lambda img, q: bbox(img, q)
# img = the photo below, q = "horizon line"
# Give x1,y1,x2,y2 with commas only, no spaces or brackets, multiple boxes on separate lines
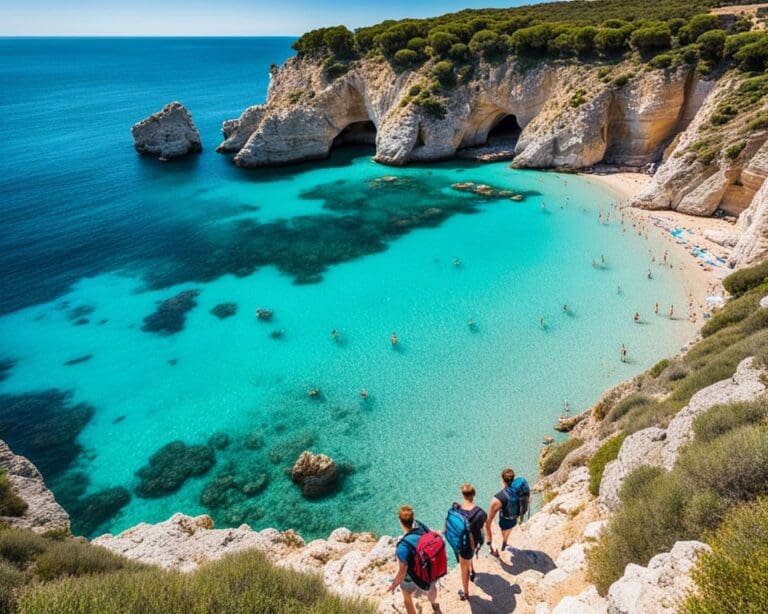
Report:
0,34,300,39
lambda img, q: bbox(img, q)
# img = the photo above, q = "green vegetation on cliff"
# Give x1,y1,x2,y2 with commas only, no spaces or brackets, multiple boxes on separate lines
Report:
292,0,768,84
0,527,373,614
584,261,768,596
0,471,27,518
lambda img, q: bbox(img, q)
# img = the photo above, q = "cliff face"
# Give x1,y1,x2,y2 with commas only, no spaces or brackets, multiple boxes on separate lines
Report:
217,57,703,171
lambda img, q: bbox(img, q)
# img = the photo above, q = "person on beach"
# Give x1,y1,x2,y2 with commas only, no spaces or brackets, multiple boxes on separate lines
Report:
391,332,398,346
485,468,531,557
444,484,488,601
387,506,444,614
621,344,628,362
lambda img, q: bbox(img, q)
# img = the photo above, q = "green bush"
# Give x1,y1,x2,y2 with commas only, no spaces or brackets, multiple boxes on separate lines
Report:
569,89,587,107
606,393,653,423
649,358,670,378
588,434,626,496
630,25,671,54
0,528,47,568
696,29,726,62
725,141,747,160
469,29,508,58
428,31,457,56
0,559,24,613
749,112,768,132
685,498,768,613
393,48,420,67
611,73,632,87
693,398,768,444
448,43,469,61
0,470,27,517
17,549,375,614
724,31,766,59
35,539,138,582
736,37,768,73
541,438,583,476
678,14,720,45
432,60,454,85
723,261,768,297
649,53,673,69
595,26,633,56
701,287,764,336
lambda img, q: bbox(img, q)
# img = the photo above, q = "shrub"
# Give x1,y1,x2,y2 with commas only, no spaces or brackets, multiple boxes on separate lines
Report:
595,25,633,56
678,14,720,45
448,43,469,61
588,434,626,496
0,470,27,517
630,25,672,54
724,31,766,59
406,37,427,54
685,498,768,613
541,438,583,476
696,29,726,62
569,89,587,107
18,549,375,614
393,48,420,67
725,141,747,160
649,358,670,378
611,73,632,87
693,398,768,444
749,112,768,132
736,37,768,73
469,29,508,58
701,288,763,336
428,31,457,56
723,261,768,297
407,84,421,97
415,96,446,119
432,60,455,85
35,539,138,582
649,53,673,69
0,560,23,613
606,393,653,423
0,528,47,568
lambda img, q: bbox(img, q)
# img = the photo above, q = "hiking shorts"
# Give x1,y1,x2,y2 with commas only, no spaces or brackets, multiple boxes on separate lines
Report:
498,515,518,531
401,575,432,594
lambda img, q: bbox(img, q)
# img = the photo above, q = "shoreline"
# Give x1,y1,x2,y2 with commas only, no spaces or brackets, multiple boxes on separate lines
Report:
583,171,731,333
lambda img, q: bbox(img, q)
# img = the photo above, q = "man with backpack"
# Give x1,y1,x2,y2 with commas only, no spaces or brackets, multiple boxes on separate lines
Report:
444,483,488,601
387,505,446,614
485,468,530,557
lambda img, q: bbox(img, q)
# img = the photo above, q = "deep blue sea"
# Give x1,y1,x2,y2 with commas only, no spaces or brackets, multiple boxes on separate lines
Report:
0,38,697,539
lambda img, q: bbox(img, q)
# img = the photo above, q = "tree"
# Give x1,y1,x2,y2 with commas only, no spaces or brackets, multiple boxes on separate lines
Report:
469,29,509,58
323,26,356,59
678,14,720,45
595,25,633,56
630,25,672,54
393,48,420,67
697,29,726,62
432,60,455,85
428,31,458,56
511,24,554,55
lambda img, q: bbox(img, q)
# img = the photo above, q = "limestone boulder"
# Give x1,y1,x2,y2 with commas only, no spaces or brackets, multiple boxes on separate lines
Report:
0,440,70,533
607,541,711,614
131,102,202,160
291,451,339,498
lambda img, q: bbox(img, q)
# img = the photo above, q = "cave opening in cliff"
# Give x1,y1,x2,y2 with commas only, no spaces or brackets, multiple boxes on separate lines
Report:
331,120,377,149
487,114,521,143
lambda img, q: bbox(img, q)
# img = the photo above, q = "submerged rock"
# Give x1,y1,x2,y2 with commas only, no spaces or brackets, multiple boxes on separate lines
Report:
141,289,200,336
0,359,14,382
69,486,131,537
131,102,202,160
291,451,338,498
63,354,92,366
211,303,237,319
135,441,215,498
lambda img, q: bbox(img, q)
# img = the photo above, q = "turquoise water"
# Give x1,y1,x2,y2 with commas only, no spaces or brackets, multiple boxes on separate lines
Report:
0,38,695,539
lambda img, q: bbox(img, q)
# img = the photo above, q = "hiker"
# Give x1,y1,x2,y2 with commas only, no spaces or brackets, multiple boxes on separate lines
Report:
387,505,446,614
485,468,531,557
444,484,488,602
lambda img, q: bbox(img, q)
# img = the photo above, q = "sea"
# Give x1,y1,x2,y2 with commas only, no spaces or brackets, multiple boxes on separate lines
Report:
0,37,695,539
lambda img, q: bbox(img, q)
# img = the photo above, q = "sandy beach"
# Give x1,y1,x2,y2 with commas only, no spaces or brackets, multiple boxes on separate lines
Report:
583,172,735,329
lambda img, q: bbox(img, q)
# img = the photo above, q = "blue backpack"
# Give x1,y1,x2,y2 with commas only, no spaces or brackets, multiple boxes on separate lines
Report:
501,477,530,521
444,505,472,555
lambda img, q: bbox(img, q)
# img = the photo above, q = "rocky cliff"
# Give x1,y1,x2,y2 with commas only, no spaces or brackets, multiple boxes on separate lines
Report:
218,57,703,171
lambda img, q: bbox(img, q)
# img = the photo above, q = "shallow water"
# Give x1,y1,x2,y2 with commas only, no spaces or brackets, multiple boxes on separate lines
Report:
0,38,695,539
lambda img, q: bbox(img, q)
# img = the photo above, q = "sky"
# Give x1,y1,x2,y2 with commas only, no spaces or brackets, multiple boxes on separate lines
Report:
0,0,540,36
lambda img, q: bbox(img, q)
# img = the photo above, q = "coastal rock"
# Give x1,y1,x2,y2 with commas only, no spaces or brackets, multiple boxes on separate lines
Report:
551,587,607,614
0,440,70,533
220,57,705,170
93,513,397,598
131,102,202,160
731,155,768,266
599,427,666,511
291,451,338,498
606,541,711,614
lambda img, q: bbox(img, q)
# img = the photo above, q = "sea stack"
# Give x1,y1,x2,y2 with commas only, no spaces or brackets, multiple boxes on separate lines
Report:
131,102,202,160
291,451,338,498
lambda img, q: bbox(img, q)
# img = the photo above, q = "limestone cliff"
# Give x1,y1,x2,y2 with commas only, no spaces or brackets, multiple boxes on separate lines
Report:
218,57,704,171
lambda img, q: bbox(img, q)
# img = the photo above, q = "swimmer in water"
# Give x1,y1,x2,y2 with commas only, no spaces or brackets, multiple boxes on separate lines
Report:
600,255,605,264
621,344,627,362
634,312,640,324
391,332,398,346
647,269,653,280
361,388,369,400
453,257,461,267
468,318,475,329
563,304,569,313
309,387,319,398
540,316,546,327
332,329,339,342
669,305,674,319
617,285,622,294
654,303,659,315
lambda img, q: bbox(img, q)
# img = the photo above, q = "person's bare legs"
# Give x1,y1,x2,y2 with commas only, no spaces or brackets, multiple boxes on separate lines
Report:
427,583,440,611
401,588,416,614
501,528,512,551
459,558,471,596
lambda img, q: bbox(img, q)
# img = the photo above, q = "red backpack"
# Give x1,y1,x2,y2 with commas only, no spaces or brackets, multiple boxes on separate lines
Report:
401,525,448,590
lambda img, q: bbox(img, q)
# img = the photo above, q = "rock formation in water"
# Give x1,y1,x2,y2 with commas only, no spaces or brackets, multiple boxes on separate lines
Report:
132,102,202,160
0,440,70,533
291,451,338,498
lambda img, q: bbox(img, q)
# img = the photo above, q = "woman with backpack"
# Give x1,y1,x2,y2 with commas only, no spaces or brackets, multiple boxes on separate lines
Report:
444,483,488,601
387,505,445,614
485,468,530,557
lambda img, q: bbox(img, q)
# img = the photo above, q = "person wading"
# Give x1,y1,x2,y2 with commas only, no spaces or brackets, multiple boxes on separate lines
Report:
444,483,488,601
485,468,531,557
387,505,446,614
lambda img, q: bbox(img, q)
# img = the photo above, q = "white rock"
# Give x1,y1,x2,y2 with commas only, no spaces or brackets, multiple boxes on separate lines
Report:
556,543,587,573
131,102,202,160
551,586,608,614
607,541,711,614
583,521,607,541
